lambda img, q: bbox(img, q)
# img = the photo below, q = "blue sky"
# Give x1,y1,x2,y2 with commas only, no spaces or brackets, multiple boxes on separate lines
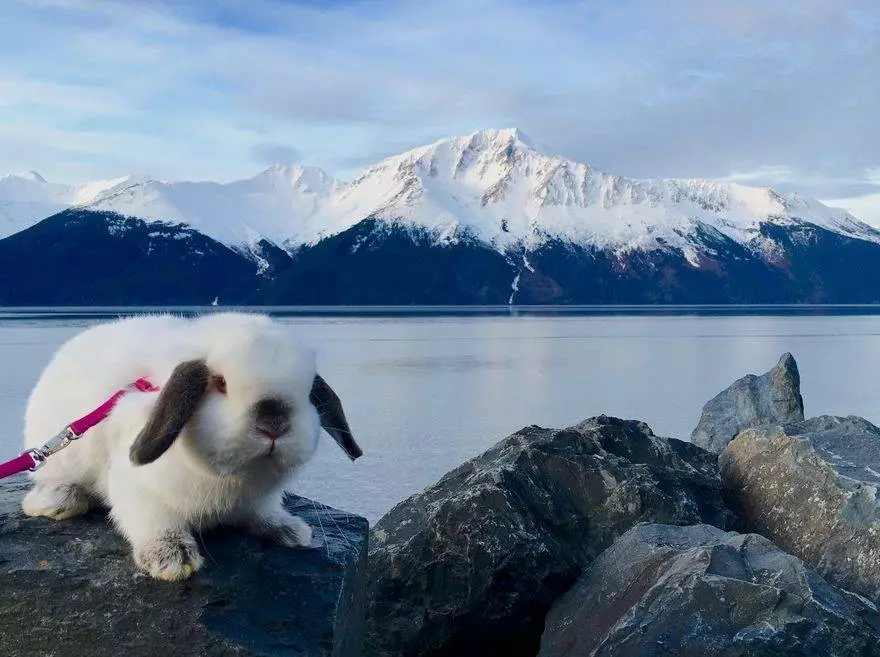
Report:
2,0,879,221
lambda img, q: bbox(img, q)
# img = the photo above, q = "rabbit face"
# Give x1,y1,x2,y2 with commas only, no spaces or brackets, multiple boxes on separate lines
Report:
127,314,361,474
186,331,321,476
130,316,361,477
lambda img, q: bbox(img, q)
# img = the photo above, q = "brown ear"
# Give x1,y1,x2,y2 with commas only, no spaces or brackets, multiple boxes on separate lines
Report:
130,360,211,466
310,374,362,461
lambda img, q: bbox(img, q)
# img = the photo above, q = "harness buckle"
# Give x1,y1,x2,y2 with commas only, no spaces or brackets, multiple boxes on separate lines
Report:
24,449,47,472
36,427,77,460
23,427,77,472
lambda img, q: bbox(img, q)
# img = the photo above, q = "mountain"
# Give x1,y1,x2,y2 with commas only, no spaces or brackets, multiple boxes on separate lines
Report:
0,210,264,305
299,128,879,255
85,164,341,248
2,129,879,305
0,171,148,239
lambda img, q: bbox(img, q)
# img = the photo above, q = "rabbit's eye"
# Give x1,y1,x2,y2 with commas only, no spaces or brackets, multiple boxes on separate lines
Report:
214,375,227,394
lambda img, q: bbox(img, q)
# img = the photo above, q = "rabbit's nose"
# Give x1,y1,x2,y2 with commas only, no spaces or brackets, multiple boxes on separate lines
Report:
253,397,292,440
256,422,289,440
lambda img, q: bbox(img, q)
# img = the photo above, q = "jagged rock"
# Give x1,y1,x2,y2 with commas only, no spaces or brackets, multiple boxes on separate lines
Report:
691,352,805,453
539,523,880,657
0,475,368,657
365,415,736,657
720,415,880,602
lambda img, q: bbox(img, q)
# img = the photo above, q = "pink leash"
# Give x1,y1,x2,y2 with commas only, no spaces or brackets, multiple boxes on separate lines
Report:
0,378,159,479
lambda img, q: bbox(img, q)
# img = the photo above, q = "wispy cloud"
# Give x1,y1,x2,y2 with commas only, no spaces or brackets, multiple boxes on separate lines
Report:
1,0,879,223
251,142,302,165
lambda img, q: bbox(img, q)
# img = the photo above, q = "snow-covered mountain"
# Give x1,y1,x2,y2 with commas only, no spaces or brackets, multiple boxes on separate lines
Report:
85,164,341,247
6,128,877,258
5,129,877,255
0,171,147,238
297,128,880,258
2,128,879,306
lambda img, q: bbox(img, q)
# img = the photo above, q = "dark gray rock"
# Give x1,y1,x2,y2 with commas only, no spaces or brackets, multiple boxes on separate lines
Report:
366,415,736,657
539,523,880,657
720,415,880,602
692,352,804,453
0,475,368,657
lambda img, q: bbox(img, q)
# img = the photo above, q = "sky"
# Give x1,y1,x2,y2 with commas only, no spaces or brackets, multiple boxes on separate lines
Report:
2,0,879,225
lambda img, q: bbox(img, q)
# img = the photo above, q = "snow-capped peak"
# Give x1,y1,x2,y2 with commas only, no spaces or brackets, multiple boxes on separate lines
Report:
293,128,880,256
0,171,153,238
251,164,342,196
3,128,879,258
14,170,47,183
82,164,343,247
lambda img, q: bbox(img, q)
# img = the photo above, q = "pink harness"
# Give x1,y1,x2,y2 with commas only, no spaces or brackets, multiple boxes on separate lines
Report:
0,378,159,479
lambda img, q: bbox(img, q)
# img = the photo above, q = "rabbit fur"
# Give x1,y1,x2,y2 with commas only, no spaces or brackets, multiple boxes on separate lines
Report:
21,312,360,581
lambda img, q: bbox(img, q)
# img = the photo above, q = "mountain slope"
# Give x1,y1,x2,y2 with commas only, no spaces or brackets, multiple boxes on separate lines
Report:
266,219,514,305
0,210,264,305
263,219,880,305
0,209,877,306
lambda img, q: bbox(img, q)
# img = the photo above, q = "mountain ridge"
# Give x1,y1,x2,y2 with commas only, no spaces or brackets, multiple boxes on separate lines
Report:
2,128,878,306
4,128,878,256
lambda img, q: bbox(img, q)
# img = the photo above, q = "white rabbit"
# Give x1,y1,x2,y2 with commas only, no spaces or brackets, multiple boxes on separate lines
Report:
21,312,361,581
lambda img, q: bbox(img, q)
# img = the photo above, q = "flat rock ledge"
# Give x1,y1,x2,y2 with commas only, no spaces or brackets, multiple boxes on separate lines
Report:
720,415,880,602
539,523,880,657
366,415,735,657
691,352,804,454
0,475,368,657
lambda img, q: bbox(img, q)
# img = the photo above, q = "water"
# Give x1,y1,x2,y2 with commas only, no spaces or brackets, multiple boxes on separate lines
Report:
1,308,878,523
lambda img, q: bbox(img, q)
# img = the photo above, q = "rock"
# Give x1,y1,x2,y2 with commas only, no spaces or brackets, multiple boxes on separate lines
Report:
720,415,880,602
691,352,804,453
365,415,736,657
0,475,368,657
539,523,880,657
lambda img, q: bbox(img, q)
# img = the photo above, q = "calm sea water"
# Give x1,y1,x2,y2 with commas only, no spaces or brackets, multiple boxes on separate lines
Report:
1,307,878,522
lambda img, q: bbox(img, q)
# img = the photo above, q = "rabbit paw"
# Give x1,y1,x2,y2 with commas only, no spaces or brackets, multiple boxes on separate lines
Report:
23,483,91,520
272,515,313,548
250,510,313,548
135,532,204,581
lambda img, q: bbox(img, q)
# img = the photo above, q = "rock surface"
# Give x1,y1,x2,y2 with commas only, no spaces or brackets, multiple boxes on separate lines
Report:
0,475,368,657
720,415,880,602
365,415,736,657
692,352,804,453
539,523,880,657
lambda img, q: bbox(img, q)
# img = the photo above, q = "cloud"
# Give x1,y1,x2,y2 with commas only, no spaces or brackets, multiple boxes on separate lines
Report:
1,0,878,226
251,143,302,166
823,192,880,227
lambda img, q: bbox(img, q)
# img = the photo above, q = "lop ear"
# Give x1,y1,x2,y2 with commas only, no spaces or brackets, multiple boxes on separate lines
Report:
130,360,211,466
310,374,362,461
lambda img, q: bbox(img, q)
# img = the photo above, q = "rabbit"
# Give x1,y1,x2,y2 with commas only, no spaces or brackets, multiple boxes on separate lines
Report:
21,312,362,581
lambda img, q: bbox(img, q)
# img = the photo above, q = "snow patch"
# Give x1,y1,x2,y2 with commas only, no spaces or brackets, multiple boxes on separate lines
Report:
508,273,521,305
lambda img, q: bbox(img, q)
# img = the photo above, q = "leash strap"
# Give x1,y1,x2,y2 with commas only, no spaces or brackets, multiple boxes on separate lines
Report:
0,452,41,478
0,378,159,479
68,378,158,437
